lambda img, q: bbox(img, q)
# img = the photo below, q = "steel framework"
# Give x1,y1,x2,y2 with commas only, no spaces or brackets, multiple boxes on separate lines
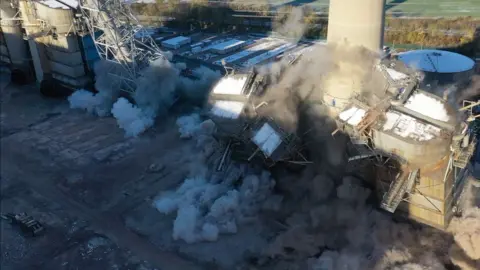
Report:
4,0,165,92
77,0,165,93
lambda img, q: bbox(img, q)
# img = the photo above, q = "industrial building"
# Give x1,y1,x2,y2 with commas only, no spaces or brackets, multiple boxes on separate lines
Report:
208,50,477,230
324,0,477,230
335,60,476,229
0,0,96,90
205,0,478,231
161,36,191,49
209,39,246,55
0,2,30,79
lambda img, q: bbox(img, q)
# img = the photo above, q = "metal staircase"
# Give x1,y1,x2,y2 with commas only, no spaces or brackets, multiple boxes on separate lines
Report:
453,136,477,169
381,169,418,213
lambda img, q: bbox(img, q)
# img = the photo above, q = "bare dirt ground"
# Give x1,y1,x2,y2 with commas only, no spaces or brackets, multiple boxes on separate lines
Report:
0,76,271,270
0,76,211,270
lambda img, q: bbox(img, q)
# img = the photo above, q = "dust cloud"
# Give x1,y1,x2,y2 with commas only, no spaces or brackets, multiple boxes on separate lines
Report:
456,75,480,103
247,8,480,270
66,7,480,269
68,58,220,137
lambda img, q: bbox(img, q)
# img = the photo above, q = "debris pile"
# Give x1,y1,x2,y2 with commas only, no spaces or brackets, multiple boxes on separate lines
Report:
153,113,278,243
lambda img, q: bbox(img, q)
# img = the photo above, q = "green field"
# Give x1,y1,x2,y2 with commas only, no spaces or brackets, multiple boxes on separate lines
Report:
261,0,480,18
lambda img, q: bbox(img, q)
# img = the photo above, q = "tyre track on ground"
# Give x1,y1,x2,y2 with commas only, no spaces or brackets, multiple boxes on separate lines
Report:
1,142,203,270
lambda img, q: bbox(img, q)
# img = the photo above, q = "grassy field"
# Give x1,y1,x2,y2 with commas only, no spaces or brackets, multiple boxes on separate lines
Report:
260,0,480,18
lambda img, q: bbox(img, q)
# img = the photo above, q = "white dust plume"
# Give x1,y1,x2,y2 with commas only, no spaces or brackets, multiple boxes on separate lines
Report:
68,89,114,117
110,97,154,137
153,113,277,243
68,58,220,137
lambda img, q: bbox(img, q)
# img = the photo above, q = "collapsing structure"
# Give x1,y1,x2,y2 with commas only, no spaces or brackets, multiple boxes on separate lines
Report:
335,59,478,230
207,53,478,230
207,65,309,171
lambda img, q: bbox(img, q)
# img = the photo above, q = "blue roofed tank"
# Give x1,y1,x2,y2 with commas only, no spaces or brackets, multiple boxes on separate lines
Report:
395,49,475,95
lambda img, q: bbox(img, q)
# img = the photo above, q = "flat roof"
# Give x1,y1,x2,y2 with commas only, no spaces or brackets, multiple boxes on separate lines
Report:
404,91,450,122
382,110,442,142
242,43,296,68
162,36,190,46
210,101,245,119
211,76,247,95
398,49,475,73
214,39,281,65
210,39,246,51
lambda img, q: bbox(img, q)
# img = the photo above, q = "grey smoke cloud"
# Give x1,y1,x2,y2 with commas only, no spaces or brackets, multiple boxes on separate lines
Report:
69,56,221,137
247,8,480,270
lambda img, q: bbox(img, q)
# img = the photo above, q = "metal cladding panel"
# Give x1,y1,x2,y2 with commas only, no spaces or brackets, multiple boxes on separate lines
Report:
327,0,386,53
372,129,449,165
28,39,46,82
52,72,90,87
42,35,80,53
407,193,445,213
422,70,475,87
46,48,83,66
50,60,85,78
34,3,74,34
397,202,446,229
81,33,101,70
0,3,30,68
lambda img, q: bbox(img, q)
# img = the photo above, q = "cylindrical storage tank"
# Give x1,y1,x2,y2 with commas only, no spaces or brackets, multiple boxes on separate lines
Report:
397,50,475,89
327,0,386,53
0,3,30,71
19,0,89,89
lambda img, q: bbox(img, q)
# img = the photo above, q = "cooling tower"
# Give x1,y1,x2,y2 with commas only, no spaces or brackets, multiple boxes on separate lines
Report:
327,0,386,53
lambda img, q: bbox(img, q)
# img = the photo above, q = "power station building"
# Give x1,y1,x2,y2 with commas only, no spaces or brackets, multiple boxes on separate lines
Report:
323,0,477,229
337,66,476,229
0,0,97,89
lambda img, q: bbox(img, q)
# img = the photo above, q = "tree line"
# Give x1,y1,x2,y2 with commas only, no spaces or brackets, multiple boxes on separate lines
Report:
130,0,479,51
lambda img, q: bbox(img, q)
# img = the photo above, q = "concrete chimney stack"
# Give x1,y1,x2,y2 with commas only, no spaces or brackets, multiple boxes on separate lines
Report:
327,0,386,53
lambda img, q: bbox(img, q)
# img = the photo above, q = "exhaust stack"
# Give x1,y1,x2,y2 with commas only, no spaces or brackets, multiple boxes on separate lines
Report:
327,0,386,53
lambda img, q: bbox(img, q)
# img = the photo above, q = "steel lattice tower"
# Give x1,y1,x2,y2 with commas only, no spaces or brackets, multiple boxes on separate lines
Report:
78,0,165,93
